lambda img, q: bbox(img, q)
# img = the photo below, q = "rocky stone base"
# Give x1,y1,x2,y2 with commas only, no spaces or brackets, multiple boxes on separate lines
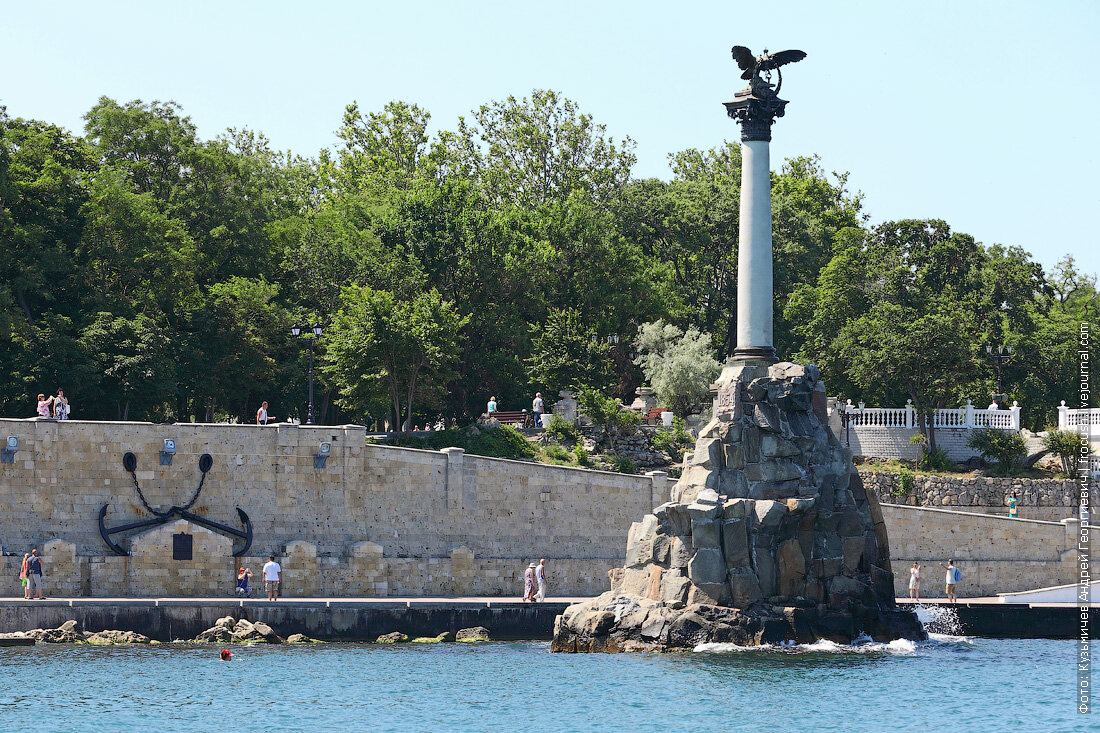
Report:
551,592,926,652
195,616,283,643
0,620,153,644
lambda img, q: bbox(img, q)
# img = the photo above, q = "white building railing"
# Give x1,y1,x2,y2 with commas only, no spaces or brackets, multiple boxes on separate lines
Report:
831,398,1021,431
1057,402,1100,431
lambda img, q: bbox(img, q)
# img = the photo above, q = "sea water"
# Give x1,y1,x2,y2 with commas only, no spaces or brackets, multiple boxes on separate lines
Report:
0,633,1088,732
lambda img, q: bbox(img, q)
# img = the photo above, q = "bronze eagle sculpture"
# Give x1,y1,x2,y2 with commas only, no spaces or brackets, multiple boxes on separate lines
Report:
731,46,807,81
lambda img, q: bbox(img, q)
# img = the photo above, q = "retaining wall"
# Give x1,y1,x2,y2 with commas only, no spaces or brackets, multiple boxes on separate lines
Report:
880,503,1087,597
0,419,667,597
862,471,1077,522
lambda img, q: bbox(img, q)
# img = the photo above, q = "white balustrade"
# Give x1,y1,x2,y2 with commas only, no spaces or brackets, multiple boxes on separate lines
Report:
1058,402,1100,430
837,397,1021,431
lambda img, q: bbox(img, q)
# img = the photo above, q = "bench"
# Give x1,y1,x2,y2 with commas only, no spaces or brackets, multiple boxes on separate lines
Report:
643,407,668,426
487,410,529,426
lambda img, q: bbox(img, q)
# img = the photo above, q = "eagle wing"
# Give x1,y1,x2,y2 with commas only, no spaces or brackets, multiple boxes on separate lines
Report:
731,45,755,71
760,49,807,70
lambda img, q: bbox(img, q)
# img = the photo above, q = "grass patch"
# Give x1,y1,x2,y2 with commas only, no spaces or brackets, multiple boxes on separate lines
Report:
386,425,537,461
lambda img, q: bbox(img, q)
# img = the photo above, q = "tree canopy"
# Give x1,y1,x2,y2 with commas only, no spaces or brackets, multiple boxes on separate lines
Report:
0,94,1091,427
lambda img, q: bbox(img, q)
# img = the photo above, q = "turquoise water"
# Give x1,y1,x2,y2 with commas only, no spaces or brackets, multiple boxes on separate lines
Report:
0,635,1089,732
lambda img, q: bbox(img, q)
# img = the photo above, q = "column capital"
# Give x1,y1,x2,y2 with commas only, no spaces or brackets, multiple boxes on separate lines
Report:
723,87,788,142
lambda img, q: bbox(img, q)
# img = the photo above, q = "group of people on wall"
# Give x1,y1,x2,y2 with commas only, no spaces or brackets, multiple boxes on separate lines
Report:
35,389,69,419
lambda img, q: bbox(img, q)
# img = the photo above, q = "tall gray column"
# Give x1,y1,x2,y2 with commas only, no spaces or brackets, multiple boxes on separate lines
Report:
736,139,774,360
724,68,792,364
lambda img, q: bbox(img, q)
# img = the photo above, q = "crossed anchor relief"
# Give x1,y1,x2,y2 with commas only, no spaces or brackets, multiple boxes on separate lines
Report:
97,451,254,557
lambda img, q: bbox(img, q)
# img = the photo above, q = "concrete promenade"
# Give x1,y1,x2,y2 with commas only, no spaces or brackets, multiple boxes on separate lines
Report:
1,596,1095,641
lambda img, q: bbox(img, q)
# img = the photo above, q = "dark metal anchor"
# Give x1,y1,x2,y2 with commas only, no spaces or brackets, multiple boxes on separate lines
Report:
98,452,254,557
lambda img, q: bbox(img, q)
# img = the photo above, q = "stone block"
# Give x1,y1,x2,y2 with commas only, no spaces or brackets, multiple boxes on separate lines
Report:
690,438,724,470
745,459,803,483
753,403,784,433
719,470,749,497
660,570,691,607
841,538,864,574
753,500,787,530
761,435,801,458
688,582,730,606
721,519,749,567
721,498,748,520
691,518,720,549
723,444,745,470
727,567,763,607
749,480,801,500
669,536,693,569
687,548,726,586
776,538,806,597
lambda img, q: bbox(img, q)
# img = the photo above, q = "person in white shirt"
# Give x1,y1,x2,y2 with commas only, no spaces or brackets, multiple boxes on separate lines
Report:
263,555,282,600
532,393,544,426
256,401,274,425
535,558,548,602
939,559,959,603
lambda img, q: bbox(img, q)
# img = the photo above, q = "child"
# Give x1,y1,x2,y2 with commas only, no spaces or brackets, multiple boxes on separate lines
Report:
236,567,252,597
20,553,30,599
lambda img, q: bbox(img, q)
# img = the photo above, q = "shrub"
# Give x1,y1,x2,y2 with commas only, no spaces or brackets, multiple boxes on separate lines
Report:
467,424,538,460
651,416,693,459
544,413,579,444
897,468,915,497
572,443,592,467
544,444,572,463
967,428,1027,475
388,425,536,461
610,454,638,474
577,386,640,446
918,448,956,472
1042,429,1086,475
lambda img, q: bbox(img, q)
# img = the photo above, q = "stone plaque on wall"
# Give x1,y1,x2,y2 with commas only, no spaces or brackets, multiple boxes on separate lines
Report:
716,379,742,422
172,532,193,561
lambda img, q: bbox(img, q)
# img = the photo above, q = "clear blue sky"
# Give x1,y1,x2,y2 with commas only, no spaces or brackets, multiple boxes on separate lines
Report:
3,0,1097,276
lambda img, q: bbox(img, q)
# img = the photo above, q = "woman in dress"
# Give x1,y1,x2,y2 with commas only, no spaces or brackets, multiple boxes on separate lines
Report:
908,562,922,601
523,563,536,602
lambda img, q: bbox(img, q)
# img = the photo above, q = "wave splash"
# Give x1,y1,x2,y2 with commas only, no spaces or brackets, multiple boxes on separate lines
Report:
694,636,918,655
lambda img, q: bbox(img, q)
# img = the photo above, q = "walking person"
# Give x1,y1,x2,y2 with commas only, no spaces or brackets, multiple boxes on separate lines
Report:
908,562,922,601
1007,490,1019,518
535,558,548,602
25,548,45,599
256,401,274,425
263,555,281,601
532,392,544,427
20,553,30,599
523,562,536,602
940,559,960,603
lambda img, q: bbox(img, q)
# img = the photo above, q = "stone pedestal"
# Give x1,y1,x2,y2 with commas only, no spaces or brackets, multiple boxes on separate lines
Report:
552,362,925,652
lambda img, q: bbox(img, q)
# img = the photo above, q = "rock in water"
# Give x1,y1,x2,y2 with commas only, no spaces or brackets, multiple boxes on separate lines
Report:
455,627,490,642
552,362,926,652
376,631,410,643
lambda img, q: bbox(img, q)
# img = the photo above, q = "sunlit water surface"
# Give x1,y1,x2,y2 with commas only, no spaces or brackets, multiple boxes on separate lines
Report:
0,632,1087,732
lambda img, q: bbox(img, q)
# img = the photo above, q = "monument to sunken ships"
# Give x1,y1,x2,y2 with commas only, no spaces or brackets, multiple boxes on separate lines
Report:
552,47,926,651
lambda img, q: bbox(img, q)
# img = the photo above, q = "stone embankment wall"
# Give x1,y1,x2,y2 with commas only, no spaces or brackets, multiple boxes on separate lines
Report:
0,419,669,597
880,504,1088,597
860,471,1077,522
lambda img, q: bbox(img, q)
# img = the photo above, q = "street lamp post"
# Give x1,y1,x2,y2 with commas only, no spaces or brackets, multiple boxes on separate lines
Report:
839,399,864,448
985,343,1013,406
291,324,323,424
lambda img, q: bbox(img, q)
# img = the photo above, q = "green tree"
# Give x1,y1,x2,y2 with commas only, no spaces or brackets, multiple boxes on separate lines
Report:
526,307,613,397
79,312,175,420
634,320,721,417
323,286,467,431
